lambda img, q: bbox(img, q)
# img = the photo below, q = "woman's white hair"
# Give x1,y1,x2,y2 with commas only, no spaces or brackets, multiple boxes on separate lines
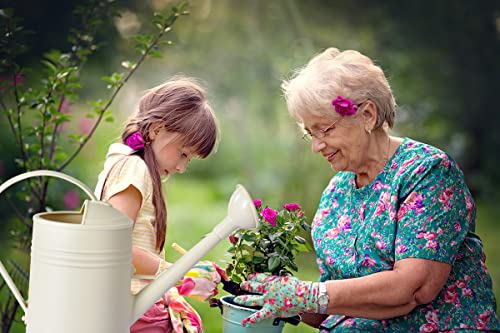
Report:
281,47,396,129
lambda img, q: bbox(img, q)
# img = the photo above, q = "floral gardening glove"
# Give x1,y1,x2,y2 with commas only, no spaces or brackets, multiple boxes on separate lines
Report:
234,273,321,326
175,261,227,302
164,287,204,333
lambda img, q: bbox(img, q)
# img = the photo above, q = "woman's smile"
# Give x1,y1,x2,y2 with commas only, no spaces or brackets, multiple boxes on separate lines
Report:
324,150,339,162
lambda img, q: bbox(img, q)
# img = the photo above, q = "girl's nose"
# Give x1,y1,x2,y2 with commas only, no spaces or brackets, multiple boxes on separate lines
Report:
311,138,326,153
176,160,188,174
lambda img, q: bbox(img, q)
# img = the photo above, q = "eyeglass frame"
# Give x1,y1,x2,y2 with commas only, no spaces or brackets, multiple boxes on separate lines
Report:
302,101,369,141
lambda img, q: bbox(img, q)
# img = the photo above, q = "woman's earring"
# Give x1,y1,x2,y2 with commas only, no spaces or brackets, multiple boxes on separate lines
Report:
365,128,371,135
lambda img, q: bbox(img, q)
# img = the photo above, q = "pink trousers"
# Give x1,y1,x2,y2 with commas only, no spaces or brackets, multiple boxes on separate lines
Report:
130,300,174,333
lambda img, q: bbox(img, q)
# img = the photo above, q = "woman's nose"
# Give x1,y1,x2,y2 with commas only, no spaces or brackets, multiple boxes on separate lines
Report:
311,138,326,153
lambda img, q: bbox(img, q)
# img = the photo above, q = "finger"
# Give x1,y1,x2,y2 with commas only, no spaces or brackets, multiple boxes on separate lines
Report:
241,308,276,327
240,280,265,293
247,272,274,283
233,295,264,307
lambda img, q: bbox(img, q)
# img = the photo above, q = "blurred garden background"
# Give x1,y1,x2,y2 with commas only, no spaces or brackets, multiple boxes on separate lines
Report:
0,0,499,332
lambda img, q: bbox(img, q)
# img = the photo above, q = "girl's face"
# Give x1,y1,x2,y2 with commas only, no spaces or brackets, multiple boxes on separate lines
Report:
149,127,196,177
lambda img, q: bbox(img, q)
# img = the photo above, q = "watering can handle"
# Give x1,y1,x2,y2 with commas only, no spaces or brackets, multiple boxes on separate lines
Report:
0,169,97,201
0,170,98,314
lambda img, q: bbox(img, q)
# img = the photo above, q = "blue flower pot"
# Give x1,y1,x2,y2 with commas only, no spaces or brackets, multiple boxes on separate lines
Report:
221,296,284,333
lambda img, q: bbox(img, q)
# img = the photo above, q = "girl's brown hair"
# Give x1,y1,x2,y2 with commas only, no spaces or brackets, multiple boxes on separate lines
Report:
122,76,219,251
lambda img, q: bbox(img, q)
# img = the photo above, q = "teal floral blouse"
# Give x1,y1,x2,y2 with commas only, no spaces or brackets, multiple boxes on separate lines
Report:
312,138,500,332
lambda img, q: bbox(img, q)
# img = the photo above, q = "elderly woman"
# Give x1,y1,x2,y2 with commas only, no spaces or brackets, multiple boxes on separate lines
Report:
234,48,500,332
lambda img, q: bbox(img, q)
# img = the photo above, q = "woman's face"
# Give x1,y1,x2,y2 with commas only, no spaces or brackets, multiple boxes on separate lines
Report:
301,111,368,173
149,127,196,177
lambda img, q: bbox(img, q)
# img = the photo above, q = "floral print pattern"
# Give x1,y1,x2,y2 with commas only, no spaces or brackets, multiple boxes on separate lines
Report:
234,273,320,326
312,138,500,332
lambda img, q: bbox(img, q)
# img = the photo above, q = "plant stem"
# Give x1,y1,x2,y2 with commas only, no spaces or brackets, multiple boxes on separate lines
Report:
12,72,28,170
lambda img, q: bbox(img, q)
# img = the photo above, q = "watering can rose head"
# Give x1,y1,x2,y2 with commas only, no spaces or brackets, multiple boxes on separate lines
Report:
225,200,311,283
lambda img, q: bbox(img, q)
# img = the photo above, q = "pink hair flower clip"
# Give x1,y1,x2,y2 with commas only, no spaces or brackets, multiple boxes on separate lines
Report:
125,131,145,150
332,96,358,116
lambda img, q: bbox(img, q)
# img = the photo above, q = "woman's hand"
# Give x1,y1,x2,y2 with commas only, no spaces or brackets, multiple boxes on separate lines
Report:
234,273,321,326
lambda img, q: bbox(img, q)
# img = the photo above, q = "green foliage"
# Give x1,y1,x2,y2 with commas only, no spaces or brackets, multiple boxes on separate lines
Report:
226,201,311,283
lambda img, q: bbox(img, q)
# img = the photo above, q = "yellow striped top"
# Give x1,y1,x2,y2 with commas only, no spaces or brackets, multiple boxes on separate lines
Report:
94,143,165,294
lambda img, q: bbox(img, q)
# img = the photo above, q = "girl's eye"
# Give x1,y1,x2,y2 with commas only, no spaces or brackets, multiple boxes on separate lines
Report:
181,152,188,158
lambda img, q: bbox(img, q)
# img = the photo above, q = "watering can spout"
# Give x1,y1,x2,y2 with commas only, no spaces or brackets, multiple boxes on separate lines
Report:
130,184,259,324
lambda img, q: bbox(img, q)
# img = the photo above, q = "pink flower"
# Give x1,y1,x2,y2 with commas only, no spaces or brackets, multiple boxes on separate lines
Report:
261,207,278,227
462,288,473,297
326,228,340,239
284,297,293,308
425,310,438,324
438,188,454,207
253,199,262,209
338,215,352,231
361,255,376,267
420,323,438,332
229,234,239,244
296,285,306,297
63,190,80,209
424,232,437,240
125,132,145,150
426,240,439,250
477,309,491,329
396,244,408,254
331,96,358,116
376,240,387,250
283,203,301,211
344,318,356,327
444,286,458,304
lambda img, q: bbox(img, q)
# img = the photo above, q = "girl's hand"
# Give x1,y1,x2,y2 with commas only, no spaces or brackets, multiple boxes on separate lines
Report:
176,261,226,301
234,273,321,326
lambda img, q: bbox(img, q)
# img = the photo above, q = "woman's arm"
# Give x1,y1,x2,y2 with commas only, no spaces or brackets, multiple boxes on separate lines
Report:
107,185,166,276
325,257,451,319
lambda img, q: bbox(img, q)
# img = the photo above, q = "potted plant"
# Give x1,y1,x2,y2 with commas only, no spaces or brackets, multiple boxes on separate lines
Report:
215,199,311,332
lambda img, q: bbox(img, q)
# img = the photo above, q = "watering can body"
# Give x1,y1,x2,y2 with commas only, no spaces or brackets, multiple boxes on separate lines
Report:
0,170,259,333
26,201,134,333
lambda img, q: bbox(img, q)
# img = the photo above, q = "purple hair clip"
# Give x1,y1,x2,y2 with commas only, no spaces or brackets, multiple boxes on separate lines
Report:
125,132,145,150
332,96,358,116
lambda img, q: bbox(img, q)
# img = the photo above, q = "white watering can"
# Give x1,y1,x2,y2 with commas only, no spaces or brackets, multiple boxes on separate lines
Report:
0,170,259,333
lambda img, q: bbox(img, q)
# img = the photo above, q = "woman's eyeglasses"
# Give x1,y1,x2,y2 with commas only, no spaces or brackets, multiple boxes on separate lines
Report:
302,118,342,141
302,101,369,141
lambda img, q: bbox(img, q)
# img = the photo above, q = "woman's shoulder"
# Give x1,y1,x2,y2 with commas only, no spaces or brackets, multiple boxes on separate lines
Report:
395,138,460,174
393,138,467,193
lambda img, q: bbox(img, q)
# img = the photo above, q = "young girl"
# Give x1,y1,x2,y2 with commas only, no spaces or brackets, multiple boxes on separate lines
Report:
94,77,221,333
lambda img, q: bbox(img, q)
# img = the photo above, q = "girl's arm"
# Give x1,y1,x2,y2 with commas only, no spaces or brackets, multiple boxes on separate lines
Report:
107,185,166,276
324,257,451,319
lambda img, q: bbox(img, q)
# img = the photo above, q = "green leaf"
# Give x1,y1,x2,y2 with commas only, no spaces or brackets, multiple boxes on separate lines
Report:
294,235,306,244
268,256,280,271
